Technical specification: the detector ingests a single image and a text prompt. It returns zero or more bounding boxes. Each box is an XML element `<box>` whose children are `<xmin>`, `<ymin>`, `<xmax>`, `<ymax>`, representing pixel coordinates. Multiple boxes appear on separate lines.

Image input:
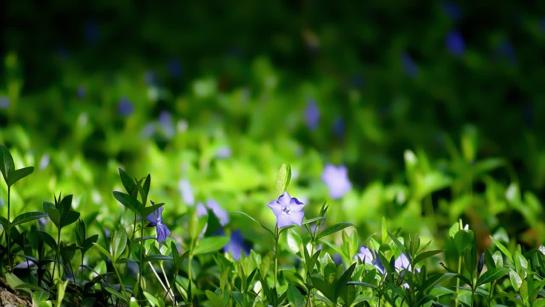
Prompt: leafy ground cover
<box><xmin>3</xmin><ymin>1</ymin><xmax>545</xmax><ymax>306</ymax></box>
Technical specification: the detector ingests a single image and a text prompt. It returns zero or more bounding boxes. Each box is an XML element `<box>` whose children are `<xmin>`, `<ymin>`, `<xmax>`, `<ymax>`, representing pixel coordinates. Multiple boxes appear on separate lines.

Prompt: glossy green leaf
<box><xmin>193</xmin><ymin>236</ymin><xmax>230</xmax><ymax>255</ymax></box>
<box><xmin>12</xmin><ymin>211</ymin><xmax>46</xmax><ymax>226</ymax></box>
<box><xmin>7</xmin><ymin>166</ymin><xmax>34</xmax><ymax>186</ymax></box>
<box><xmin>317</xmin><ymin>222</ymin><xmax>353</xmax><ymax>240</ymax></box>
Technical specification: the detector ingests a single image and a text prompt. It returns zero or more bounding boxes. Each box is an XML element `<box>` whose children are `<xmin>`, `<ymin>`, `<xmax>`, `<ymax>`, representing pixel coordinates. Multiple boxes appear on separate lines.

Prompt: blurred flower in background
<box><xmin>206</xmin><ymin>199</ymin><xmax>229</xmax><ymax>226</ymax></box>
<box><xmin>0</xmin><ymin>97</ymin><xmax>9</xmax><ymax>109</ymax></box>
<box><xmin>322</xmin><ymin>164</ymin><xmax>352</xmax><ymax>199</ymax></box>
<box><xmin>304</xmin><ymin>99</ymin><xmax>320</xmax><ymax>130</ymax></box>
<box><xmin>224</xmin><ymin>230</ymin><xmax>250</xmax><ymax>260</ymax></box>
<box><xmin>395</xmin><ymin>253</ymin><xmax>411</xmax><ymax>272</ymax></box>
<box><xmin>178</xmin><ymin>179</ymin><xmax>194</xmax><ymax>205</ymax></box>
<box><xmin>118</xmin><ymin>97</ymin><xmax>134</xmax><ymax>117</ymax></box>
<box><xmin>445</xmin><ymin>30</ymin><xmax>465</xmax><ymax>56</ymax></box>
<box><xmin>401</xmin><ymin>53</ymin><xmax>419</xmax><ymax>78</ymax></box>
<box><xmin>167</xmin><ymin>58</ymin><xmax>182</xmax><ymax>78</ymax></box>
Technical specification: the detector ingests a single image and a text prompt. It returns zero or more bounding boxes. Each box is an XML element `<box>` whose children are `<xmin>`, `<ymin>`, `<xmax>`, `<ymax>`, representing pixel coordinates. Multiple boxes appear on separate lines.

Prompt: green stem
<box><xmin>52</xmin><ymin>227</ymin><xmax>61</xmax><ymax>281</ymax></box>
<box><xmin>137</xmin><ymin>219</ymin><xmax>144</xmax><ymax>298</ymax></box>
<box><xmin>188</xmin><ymin>253</ymin><xmax>193</xmax><ymax>303</ymax></box>
<box><xmin>455</xmin><ymin>255</ymin><xmax>462</xmax><ymax>307</ymax></box>
<box><xmin>273</xmin><ymin>225</ymin><xmax>279</xmax><ymax>292</ymax></box>
<box><xmin>113</xmin><ymin>262</ymin><xmax>126</xmax><ymax>294</ymax></box>
<box><xmin>6</xmin><ymin>186</ymin><xmax>11</xmax><ymax>270</ymax></box>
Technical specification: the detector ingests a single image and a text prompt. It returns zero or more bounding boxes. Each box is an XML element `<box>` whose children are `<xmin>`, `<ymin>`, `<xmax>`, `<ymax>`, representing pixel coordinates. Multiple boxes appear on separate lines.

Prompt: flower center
<box><xmin>282</xmin><ymin>206</ymin><xmax>291</xmax><ymax>215</ymax></box>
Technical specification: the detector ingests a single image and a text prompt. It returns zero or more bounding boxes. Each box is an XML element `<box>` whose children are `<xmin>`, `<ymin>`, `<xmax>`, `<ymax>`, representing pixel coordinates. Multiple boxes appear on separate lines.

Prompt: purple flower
<box><xmin>224</xmin><ymin>230</ymin><xmax>250</xmax><ymax>260</ymax></box>
<box><xmin>178</xmin><ymin>179</ymin><xmax>194</xmax><ymax>205</ymax></box>
<box><xmin>356</xmin><ymin>246</ymin><xmax>374</xmax><ymax>265</ymax></box>
<box><xmin>355</xmin><ymin>246</ymin><xmax>385</xmax><ymax>274</ymax></box>
<box><xmin>118</xmin><ymin>97</ymin><xmax>134</xmax><ymax>117</ymax></box>
<box><xmin>442</xmin><ymin>2</ymin><xmax>461</xmax><ymax>21</ymax></box>
<box><xmin>206</xmin><ymin>199</ymin><xmax>229</xmax><ymax>226</ymax></box>
<box><xmin>267</xmin><ymin>192</ymin><xmax>305</xmax><ymax>228</ymax></box>
<box><xmin>445</xmin><ymin>30</ymin><xmax>465</xmax><ymax>56</ymax></box>
<box><xmin>401</xmin><ymin>53</ymin><xmax>418</xmax><ymax>78</ymax></box>
<box><xmin>304</xmin><ymin>99</ymin><xmax>320</xmax><ymax>130</ymax></box>
<box><xmin>0</xmin><ymin>97</ymin><xmax>9</xmax><ymax>109</ymax></box>
<box><xmin>147</xmin><ymin>206</ymin><xmax>171</xmax><ymax>243</ymax></box>
<box><xmin>321</xmin><ymin>164</ymin><xmax>352</xmax><ymax>199</ymax></box>
<box><xmin>394</xmin><ymin>253</ymin><xmax>411</xmax><ymax>272</ymax></box>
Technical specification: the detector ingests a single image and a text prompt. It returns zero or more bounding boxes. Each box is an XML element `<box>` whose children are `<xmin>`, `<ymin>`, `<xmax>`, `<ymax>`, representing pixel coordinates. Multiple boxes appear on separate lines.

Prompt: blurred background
<box><xmin>2</xmin><ymin>1</ymin><xmax>545</xmax><ymax>251</ymax></box>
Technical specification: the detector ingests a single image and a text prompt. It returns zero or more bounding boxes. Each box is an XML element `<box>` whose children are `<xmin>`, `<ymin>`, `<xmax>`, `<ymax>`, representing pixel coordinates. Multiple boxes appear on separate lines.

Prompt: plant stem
<box><xmin>137</xmin><ymin>219</ymin><xmax>144</xmax><ymax>298</ymax></box>
<box><xmin>6</xmin><ymin>186</ymin><xmax>11</xmax><ymax>270</ymax></box>
<box><xmin>455</xmin><ymin>255</ymin><xmax>462</xmax><ymax>307</ymax></box>
<box><xmin>52</xmin><ymin>227</ymin><xmax>61</xmax><ymax>281</ymax></box>
<box><xmin>113</xmin><ymin>262</ymin><xmax>126</xmax><ymax>293</ymax></box>
<box><xmin>273</xmin><ymin>225</ymin><xmax>279</xmax><ymax>292</ymax></box>
<box><xmin>160</xmin><ymin>262</ymin><xmax>176</xmax><ymax>305</ymax></box>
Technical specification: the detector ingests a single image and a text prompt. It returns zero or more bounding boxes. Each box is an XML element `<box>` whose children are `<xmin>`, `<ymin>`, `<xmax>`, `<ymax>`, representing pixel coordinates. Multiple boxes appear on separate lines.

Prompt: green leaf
<box><xmin>193</xmin><ymin>236</ymin><xmax>230</xmax><ymax>255</ymax></box>
<box><xmin>477</xmin><ymin>268</ymin><xmax>509</xmax><ymax>286</ymax></box>
<box><xmin>60</xmin><ymin>210</ymin><xmax>80</xmax><ymax>228</ymax></box>
<box><xmin>93</xmin><ymin>242</ymin><xmax>112</xmax><ymax>259</ymax></box>
<box><xmin>111</xmin><ymin>229</ymin><xmax>128</xmax><ymax>261</ymax></box>
<box><xmin>413</xmin><ymin>250</ymin><xmax>442</xmax><ymax>264</ymax></box>
<box><xmin>303</xmin><ymin>216</ymin><xmax>326</xmax><ymax>225</ymax></box>
<box><xmin>44</xmin><ymin>202</ymin><xmax>61</xmax><ymax>229</ymax></box>
<box><xmin>56</xmin><ymin>280</ymin><xmax>68</xmax><ymax>307</ymax></box>
<box><xmin>12</xmin><ymin>211</ymin><xmax>46</xmax><ymax>226</ymax></box>
<box><xmin>141</xmin><ymin>202</ymin><xmax>164</xmax><ymax>218</ymax></box>
<box><xmin>275</xmin><ymin>163</ymin><xmax>291</xmax><ymax>195</ymax></box>
<box><xmin>335</xmin><ymin>263</ymin><xmax>357</xmax><ymax>301</ymax></box>
<box><xmin>317</xmin><ymin>222</ymin><xmax>353</xmax><ymax>240</ymax></box>
<box><xmin>7</xmin><ymin>166</ymin><xmax>34</xmax><ymax>186</ymax></box>
<box><xmin>233</xmin><ymin>211</ymin><xmax>274</xmax><ymax>237</ymax></box>
<box><xmin>509</xmin><ymin>270</ymin><xmax>522</xmax><ymax>291</ymax></box>
<box><xmin>119</xmin><ymin>168</ymin><xmax>138</xmax><ymax>197</ymax></box>
<box><xmin>0</xmin><ymin>145</ymin><xmax>15</xmax><ymax>183</ymax></box>
<box><xmin>493</xmin><ymin>238</ymin><xmax>513</xmax><ymax>261</ymax></box>
<box><xmin>140</xmin><ymin>174</ymin><xmax>151</xmax><ymax>205</ymax></box>
<box><xmin>287</xmin><ymin>284</ymin><xmax>305</xmax><ymax>307</ymax></box>
<box><xmin>143</xmin><ymin>291</ymin><xmax>163</xmax><ymax>307</ymax></box>
<box><xmin>113</xmin><ymin>191</ymin><xmax>142</xmax><ymax>213</ymax></box>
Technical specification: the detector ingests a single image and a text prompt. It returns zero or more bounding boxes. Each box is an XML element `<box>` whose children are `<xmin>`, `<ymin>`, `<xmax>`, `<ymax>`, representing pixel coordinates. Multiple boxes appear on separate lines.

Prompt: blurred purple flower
<box><xmin>39</xmin><ymin>154</ymin><xmax>50</xmax><ymax>170</ymax></box>
<box><xmin>159</xmin><ymin>111</ymin><xmax>175</xmax><ymax>138</ymax></box>
<box><xmin>356</xmin><ymin>246</ymin><xmax>385</xmax><ymax>274</ymax></box>
<box><xmin>333</xmin><ymin>117</ymin><xmax>345</xmax><ymax>137</ymax></box>
<box><xmin>216</xmin><ymin>146</ymin><xmax>232</xmax><ymax>159</ymax></box>
<box><xmin>304</xmin><ymin>99</ymin><xmax>320</xmax><ymax>130</ymax></box>
<box><xmin>401</xmin><ymin>53</ymin><xmax>418</xmax><ymax>78</ymax></box>
<box><xmin>206</xmin><ymin>199</ymin><xmax>229</xmax><ymax>226</ymax></box>
<box><xmin>167</xmin><ymin>59</ymin><xmax>182</xmax><ymax>78</ymax></box>
<box><xmin>0</xmin><ymin>97</ymin><xmax>9</xmax><ymax>109</ymax></box>
<box><xmin>356</xmin><ymin>246</ymin><xmax>374</xmax><ymax>265</ymax></box>
<box><xmin>178</xmin><ymin>179</ymin><xmax>194</xmax><ymax>205</ymax></box>
<box><xmin>147</xmin><ymin>206</ymin><xmax>171</xmax><ymax>243</ymax></box>
<box><xmin>141</xmin><ymin>122</ymin><xmax>156</xmax><ymax>138</ymax></box>
<box><xmin>394</xmin><ymin>253</ymin><xmax>411</xmax><ymax>272</ymax></box>
<box><xmin>224</xmin><ymin>230</ymin><xmax>250</xmax><ymax>260</ymax></box>
<box><xmin>196</xmin><ymin>203</ymin><xmax>208</xmax><ymax>217</ymax></box>
<box><xmin>442</xmin><ymin>2</ymin><xmax>461</xmax><ymax>21</ymax></box>
<box><xmin>333</xmin><ymin>253</ymin><xmax>343</xmax><ymax>265</ymax></box>
<box><xmin>445</xmin><ymin>30</ymin><xmax>465</xmax><ymax>56</ymax></box>
<box><xmin>267</xmin><ymin>192</ymin><xmax>305</xmax><ymax>228</ymax></box>
<box><xmin>321</xmin><ymin>164</ymin><xmax>352</xmax><ymax>199</ymax></box>
<box><xmin>118</xmin><ymin>97</ymin><xmax>134</xmax><ymax>117</ymax></box>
